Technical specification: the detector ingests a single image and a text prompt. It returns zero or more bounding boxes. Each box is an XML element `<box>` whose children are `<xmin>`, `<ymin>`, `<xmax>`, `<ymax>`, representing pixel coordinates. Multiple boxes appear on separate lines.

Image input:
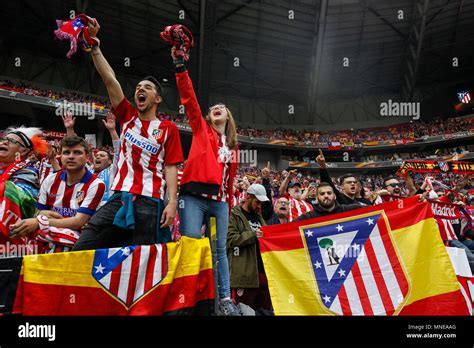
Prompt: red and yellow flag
<box><xmin>260</xmin><ymin>197</ymin><xmax>470</xmax><ymax>315</ymax></box>
<box><xmin>11</xmin><ymin>236</ymin><xmax>213</xmax><ymax>315</ymax></box>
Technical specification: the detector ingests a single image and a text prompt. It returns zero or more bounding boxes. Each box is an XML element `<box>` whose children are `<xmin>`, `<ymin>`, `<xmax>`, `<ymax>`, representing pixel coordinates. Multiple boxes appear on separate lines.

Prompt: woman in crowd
<box><xmin>0</xmin><ymin>126</ymin><xmax>47</xmax><ymax>253</ymax></box>
<box><xmin>172</xmin><ymin>47</ymin><xmax>240</xmax><ymax>316</ymax></box>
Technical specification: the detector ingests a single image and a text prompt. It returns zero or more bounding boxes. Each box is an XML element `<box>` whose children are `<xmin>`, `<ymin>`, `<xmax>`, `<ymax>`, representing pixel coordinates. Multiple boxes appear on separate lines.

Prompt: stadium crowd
<box><xmin>1</xmin><ymin>79</ymin><xmax>473</xmax><ymax>146</ymax></box>
<box><xmin>1</xmin><ymin>18</ymin><xmax>473</xmax><ymax>317</ymax></box>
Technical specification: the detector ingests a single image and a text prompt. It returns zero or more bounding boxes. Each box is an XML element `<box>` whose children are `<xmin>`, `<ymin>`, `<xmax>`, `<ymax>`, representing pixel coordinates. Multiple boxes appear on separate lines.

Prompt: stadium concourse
<box><xmin>0</xmin><ymin>0</ymin><xmax>473</xmax><ymax>321</ymax></box>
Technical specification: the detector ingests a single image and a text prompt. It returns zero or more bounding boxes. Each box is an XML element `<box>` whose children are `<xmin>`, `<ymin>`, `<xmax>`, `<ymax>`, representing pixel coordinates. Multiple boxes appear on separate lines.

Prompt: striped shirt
<box><xmin>111</xmin><ymin>98</ymin><xmax>183</xmax><ymax>199</ymax></box>
<box><xmin>37</xmin><ymin>170</ymin><xmax>105</xmax><ymax>217</ymax></box>
<box><xmin>288</xmin><ymin>197</ymin><xmax>314</xmax><ymax>222</ymax></box>
<box><xmin>38</xmin><ymin>157</ymin><xmax>54</xmax><ymax>185</ymax></box>
<box><xmin>435</xmin><ymin>218</ymin><xmax>457</xmax><ymax>241</ymax></box>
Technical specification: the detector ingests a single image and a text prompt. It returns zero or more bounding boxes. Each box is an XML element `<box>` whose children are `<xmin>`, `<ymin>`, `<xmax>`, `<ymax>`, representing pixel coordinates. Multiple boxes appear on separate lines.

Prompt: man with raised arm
<box><xmin>73</xmin><ymin>18</ymin><xmax>184</xmax><ymax>250</ymax></box>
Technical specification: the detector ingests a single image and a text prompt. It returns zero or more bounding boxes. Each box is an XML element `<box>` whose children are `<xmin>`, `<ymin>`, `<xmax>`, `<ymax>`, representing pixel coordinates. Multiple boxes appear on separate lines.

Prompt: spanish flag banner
<box><xmin>260</xmin><ymin>197</ymin><xmax>470</xmax><ymax>315</ymax></box>
<box><xmin>3</xmin><ymin>237</ymin><xmax>214</xmax><ymax>315</ymax></box>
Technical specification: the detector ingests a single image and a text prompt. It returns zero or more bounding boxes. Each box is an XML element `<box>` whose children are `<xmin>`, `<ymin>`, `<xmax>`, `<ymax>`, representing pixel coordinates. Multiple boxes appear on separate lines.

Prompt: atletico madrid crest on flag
<box><xmin>457</xmin><ymin>91</ymin><xmax>471</xmax><ymax>104</ymax></box>
<box><xmin>92</xmin><ymin>244</ymin><xmax>168</xmax><ymax>309</ymax></box>
<box><xmin>301</xmin><ymin>211</ymin><xmax>410</xmax><ymax>315</ymax></box>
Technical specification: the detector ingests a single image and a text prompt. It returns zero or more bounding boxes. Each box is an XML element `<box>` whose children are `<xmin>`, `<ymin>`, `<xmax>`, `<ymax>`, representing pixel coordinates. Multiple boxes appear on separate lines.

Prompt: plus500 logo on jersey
<box><xmin>124</xmin><ymin>130</ymin><xmax>160</xmax><ymax>154</ymax></box>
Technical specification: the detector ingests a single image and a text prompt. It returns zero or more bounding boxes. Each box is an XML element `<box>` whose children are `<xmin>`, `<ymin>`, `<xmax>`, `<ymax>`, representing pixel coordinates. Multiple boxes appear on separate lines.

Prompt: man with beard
<box><xmin>375</xmin><ymin>176</ymin><xmax>414</xmax><ymax>203</ymax></box>
<box><xmin>72</xmin><ymin>18</ymin><xmax>184</xmax><ymax>250</ymax></box>
<box><xmin>279</xmin><ymin>169</ymin><xmax>313</xmax><ymax>221</ymax></box>
<box><xmin>265</xmin><ymin>197</ymin><xmax>290</xmax><ymax>225</ymax></box>
<box><xmin>296</xmin><ymin>183</ymin><xmax>362</xmax><ymax>221</ymax></box>
<box><xmin>227</xmin><ymin>184</ymin><xmax>272</xmax><ymax>311</ymax></box>
<box><xmin>316</xmin><ymin>150</ymin><xmax>371</xmax><ymax>206</ymax></box>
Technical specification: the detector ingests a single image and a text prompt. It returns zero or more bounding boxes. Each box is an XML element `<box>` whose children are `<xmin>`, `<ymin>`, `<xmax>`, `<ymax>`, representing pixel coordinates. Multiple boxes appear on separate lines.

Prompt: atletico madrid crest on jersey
<box><xmin>152</xmin><ymin>129</ymin><xmax>163</xmax><ymax>141</ymax></box>
<box><xmin>92</xmin><ymin>244</ymin><xmax>168</xmax><ymax>308</ymax></box>
<box><xmin>76</xmin><ymin>190</ymin><xmax>85</xmax><ymax>205</ymax></box>
<box><xmin>301</xmin><ymin>211</ymin><xmax>410</xmax><ymax>315</ymax></box>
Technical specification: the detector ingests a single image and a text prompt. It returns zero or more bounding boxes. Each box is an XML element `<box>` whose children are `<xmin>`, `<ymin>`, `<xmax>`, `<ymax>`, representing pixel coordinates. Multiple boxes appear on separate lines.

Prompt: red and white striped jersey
<box><xmin>37</xmin><ymin>170</ymin><xmax>106</xmax><ymax>217</ymax></box>
<box><xmin>234</xmin><ymin>190</ymin><xmax>247</xmax><ymax>206</ymax></box>
<box><xmin>435</xmin><ymin>218</ymin><xmax>458</xmax><ymax>241</ymax></box>
<box><xmin>288</xmin><ymin>197</ymin><xmax>314</xmax><ymax>222</ymax></box>
<box><xmin>112</xmin><ymin>98</ymin><xmax>184</xmax><ymax>199</ymax></box>
<box><xmin>38</xmin><ymin>157</ymin><xmax>53</xmax><ymax>185</ymax></box>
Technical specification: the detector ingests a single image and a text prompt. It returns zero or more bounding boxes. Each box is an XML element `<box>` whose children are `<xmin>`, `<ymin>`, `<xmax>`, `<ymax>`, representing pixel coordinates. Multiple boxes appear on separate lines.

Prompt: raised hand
<box><xmin>62</xmin><ymin>111</ymin><xmax>76</xmax><ymax>129</ymax></box>
<box><xmin>316</xmin><ymin>149</ymin><xmax>326</xmax><ymax>168</ymax></box>
<box><xmin>102</xmin><ymin>112</ymin><xmax>116</xmax><ymax>131</ymax></box>
<box><xmin>87</xmin><ymin>17</ymin><xmax>100</xmax><ymax>38</ymax></box>
<box><xmin>261</xmin><ymin>161</ymin><xmax>271</xmax><ymax>178</ymax></box>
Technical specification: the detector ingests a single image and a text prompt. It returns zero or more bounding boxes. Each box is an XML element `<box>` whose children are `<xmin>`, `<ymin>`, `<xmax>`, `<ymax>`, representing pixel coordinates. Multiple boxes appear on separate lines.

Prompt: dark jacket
<box><xmin>227</xmin><ymin>205</ymin><xmax>266</xmax><ymax>288</ymax></box>
<box><xmin>296</xmin><ymin>202</ymin><xmax>362</xmax><ymax>221</ymax></box>
<box><xmin>175</xmin><ymin>68</ymin><xmax>238</xmax><ymax>209</ymax></box>
<box><xmin>320</xmin><ymin>168</ymin><xmax>372</xmax><ymax>206</ymax></box>
<box><xmin>265</xmin><ymin>212</ymin><xmax>283</xmax><ymax>225</ymax></box>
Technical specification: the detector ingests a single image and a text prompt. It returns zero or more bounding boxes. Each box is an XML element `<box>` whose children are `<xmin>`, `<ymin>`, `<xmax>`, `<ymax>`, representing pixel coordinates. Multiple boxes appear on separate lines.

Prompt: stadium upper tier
<box><xmin>1</xmin><ymin>79</ymin><xmax>473</xmax><ymax>151</ymax></box>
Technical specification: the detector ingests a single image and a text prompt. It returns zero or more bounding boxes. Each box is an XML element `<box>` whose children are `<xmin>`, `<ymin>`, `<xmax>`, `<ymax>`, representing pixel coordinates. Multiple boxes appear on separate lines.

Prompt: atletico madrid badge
<box><xmin>301</xmin><ymin>211</ymin><xmax>410</xmax><ymax>315</ymax></box>
<box><xmin>152</xmin><ymin>129</ymin><xmax>163</xmax><ymax>141</ymax></box>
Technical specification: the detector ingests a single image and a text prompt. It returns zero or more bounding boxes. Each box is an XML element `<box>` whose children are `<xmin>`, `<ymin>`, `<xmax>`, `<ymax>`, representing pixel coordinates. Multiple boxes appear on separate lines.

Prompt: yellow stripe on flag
<box><xmin>392</xmin><ymin>218</ymin><xmax>460</xmax><ymax>305</ymax></box>
<box><xmin>22</xmin><ymin>237</ymin><xmax>213</xmax><ymax>288</ymax></box>
<box><xmin>263</xmin><ymin>248</ymin><xmax>332</xmax><ymax>315</ymax></box>
<box><xmin>263</xmin><ymin>217</ymin><xmax>462</xmax><ymax>315</ymax></box>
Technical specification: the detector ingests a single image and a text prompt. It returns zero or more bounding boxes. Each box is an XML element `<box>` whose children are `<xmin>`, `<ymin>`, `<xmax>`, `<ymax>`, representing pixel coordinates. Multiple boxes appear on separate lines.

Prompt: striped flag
<box><xmin>2</xmin><ymin>237</ymin><xmax>214</xmax><ymax>315</ymax></box>
<box><xmin>260</xmin><ymin>196</ymin><xmax>470</xmax><ymax>315</ymax></box>
<box><xmin>302</xmin><ymin>212</ymin><xmax>408</xmax><ymax>315</ymax></box>
<box><xmin>92</xmin><ymin>244</ymin><xmax>168</xmax><ymax>308</ymax></box>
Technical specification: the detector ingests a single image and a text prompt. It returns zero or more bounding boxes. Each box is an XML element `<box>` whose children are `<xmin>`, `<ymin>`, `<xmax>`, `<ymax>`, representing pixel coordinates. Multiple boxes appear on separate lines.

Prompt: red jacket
<box><xmin>175</xmin><ymin>68</ymin><xmax>238</xmax><ymax>209</ymax></box>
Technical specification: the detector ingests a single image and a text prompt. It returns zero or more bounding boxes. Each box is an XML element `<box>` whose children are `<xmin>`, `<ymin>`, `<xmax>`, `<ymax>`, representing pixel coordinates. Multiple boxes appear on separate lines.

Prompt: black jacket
<box><xmin>296</xmin><ymin>202</ymin><xmax>362</xmax><ymax>221</ymax></box>
<box><xmin>320</xmin><ymin>168</ymin><xmax>372</xmax><ymax>206</ymax></box>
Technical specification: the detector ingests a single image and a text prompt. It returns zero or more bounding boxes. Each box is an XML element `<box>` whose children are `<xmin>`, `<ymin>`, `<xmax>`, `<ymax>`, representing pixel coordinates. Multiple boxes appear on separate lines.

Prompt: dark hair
<box><xmin>317</xmin><ymin>182</ymin><xmax>334</xmax><ymax>192</ymax></box>
<box><xmin>338</xmin><ymin>173</ymin><xmax>358</xmax><ymax>185</ymax></box>
<box><xmin>60</xmin><ymin>136</ymin><xmax>90</xmax><ymax>155</ymax></box>
<box><xmin>383</xmin><ymin>176</ymin><xmax>398</xmax><ymax>186</ymax></box>
<box><xmin>96</xmin><ymin>149</ymin><xmax>113</xmax><ymax>161</ymax></box>
<box><xmin>142</xmin><ymin>76</ymin><xmax>163</xmax><ymax>96</ymax></box>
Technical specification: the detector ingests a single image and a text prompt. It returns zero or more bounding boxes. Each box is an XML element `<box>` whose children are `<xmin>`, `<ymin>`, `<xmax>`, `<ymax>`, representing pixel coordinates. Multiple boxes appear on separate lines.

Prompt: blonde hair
<box><xmin>205</xmin><ymin>106</ymin><xmax>238</xmax><ymax>150</ymax></box>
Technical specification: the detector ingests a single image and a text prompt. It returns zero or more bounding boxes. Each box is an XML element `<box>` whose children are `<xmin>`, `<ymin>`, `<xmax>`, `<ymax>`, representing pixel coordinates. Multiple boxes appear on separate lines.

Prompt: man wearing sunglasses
<box><xmin>316</xmin><ymin>149</ymin><xmax>371</xmax><ymax>207</ymax></box>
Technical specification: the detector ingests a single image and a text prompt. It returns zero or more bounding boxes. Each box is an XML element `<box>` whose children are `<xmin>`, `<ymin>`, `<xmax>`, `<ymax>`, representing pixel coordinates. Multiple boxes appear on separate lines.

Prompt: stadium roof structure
<box><xmin>2</xmin><ymin>0</ymin><xmax>474</xmax><ymax>128</ymax></box>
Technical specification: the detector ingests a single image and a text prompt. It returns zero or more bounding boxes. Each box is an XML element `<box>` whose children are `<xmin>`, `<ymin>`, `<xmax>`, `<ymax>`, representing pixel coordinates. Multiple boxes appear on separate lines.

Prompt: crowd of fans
<box><xmin>1</xmin><ymin>79</ymin><xmax>473</xmax><ymax>147</ymax></box>
<box><xmin>1</xmin><ymin>27</ymin><xmax>474</xmax><ymax>316</ymax></box>
<box><xmin>0</xmin><ymin>80</ymin><xmax>110</xmax><ymax>108</ymax></box>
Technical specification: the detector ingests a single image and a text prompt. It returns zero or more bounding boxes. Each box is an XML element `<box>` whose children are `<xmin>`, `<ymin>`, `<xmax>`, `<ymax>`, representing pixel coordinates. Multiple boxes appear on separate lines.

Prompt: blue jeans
<box><xmin>178</xmin><ymin>194</ymin><xmax>230</xmax><ymax>299</ymax></box>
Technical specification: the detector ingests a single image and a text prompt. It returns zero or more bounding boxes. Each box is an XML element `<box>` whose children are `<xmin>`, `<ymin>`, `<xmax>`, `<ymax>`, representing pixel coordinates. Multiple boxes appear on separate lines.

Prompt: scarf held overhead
<box><xmin>397</xmin><ymin>160</ymin><xmax>474</xmax><ymax>177</ymax></box>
